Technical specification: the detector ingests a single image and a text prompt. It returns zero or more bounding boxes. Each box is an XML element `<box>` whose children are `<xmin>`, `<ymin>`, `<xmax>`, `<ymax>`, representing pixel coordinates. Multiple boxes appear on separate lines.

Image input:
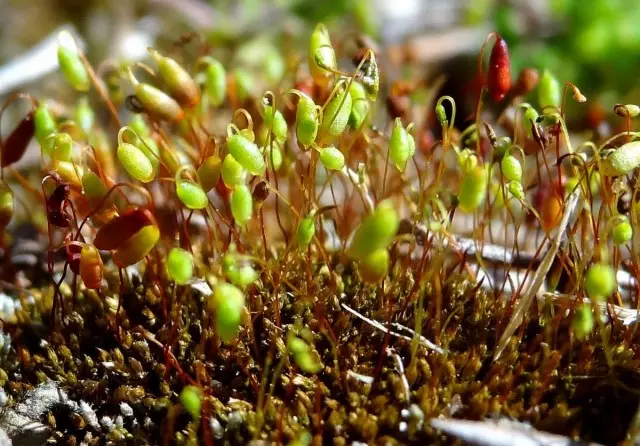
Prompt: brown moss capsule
<box><xmin>614</xmin><ymin>104</ymin><xmax>640</xmax><ymax>118</ymax></box>
<box><xmin>487</xmin><ymin>35</ymin><xmax>511</xmax><ymax>102</ymax></box>
<box><xmin>148</xmin><ymin>48</ymin><xmax>200</xmax><ymax>108</ymax></box>
<box><xmin>94</xmin><ymin>208</ymin><xmax>156</xmax><ymax>251</ymax></box>
<box><xmin>2</xmin><ymin>111</ymin><xmax>35</xmax><ymax>168</ymax></box>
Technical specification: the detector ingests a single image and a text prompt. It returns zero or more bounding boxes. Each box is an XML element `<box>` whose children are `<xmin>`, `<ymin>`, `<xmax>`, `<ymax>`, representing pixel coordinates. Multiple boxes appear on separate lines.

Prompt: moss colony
<box><xmin>0</xmin><ymin>22</ymin><xmax>639</xmax><ymax>445</ymax></box>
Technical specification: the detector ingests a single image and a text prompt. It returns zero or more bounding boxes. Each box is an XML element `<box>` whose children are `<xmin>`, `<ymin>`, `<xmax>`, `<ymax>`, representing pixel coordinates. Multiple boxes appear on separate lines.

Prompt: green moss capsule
<box><xmin>321</xmin><ymin>87</ymin><xmax>352</xmax><ymax>137</ymax></box>
<box><xmin>34</xmin><ymin>103</ymin><xmax>57</xmax><ymax>145</ymax></box>
<box><xmin>507</xmin><ymin>181</ymin><xmax>524</xmax><ymax>200</ymax></box>
<box><xmin>612</xmin><ymin>217</ymin><xmax>633</xmax><ymax>245</ymax></box>
<box><xmin>227</xmin><ymin>264</ymin><xmax>258</xmax><ymax>288</ymax></box>
<box><xmin>179</xmin><ymin>386</ymin><xmax>202</xmax><ymax>419</ymax></box>
<box><xmin>203</xmin><ymin>58</ymin><xmax>227</xmax><ymax>107</ymax></box>
<box><xmin>81</xmin><ymin>170</ymin><xmax>108</xmax><ymax>206</ymax></box>
<box><xmin>210</xmin><ymin>282</ymin><xmax>245</xmax><ymax>342</ymax></box>
<box><xmin>117</xmin><ymin>142</ymin><xmax>155</xmax><ymax>183</ymax></box>
<box><xmin>135</xmin><ymin>82</ymin><xmax>185</xmax><ymax>122</ymax></box>
<box><xmin>112</xmin><ymin>224</ymin><xmax>160</xmax><ymax>268</ymax></box>
<box><xmin>501</xmin><ymin>154</ymin><xmax>522</xmax><ymax>182</ymax></box>
<box><xmin>197</xmin><ymin>155</ymin><xmax>222</xmax><ymax>192</ymax></box>
<box><xmin>176</xmin><ymin>179</ymin><xmax>208</xmax><ymax>210</ymax></box>
<box><xmin>167</xmin><ymin>247</ymin><xmax>194</xmax><ymax>285</ymax></box>
<box><xmin>523</xmin><ymin>107</ymin><xmax>539</xmax><ymax>138</ymax></box>
<box><xmin>230</xmin><ymin>185</ymin><xmax>252</xmax><ymax>226</ymax></box>
<box><xmin>51</xmin><ymin>132</ymin><xmax>73</xmax><ymax>162</ymax></box>
<box><xmin>572</xmin><ymin>303</ymin><xmax>594</xmax><ymax>340</ymax></box>
<box><xmin>295</xmin><ymin>93</ymin><xmax>319</xmax><ymax>149</ymax></box>
<box><xmin>227</xmin><ymin>134</ymin><xmax>265</xmax><ymax>176</ymax></box>
<box><xmin>75</xmin><ymin>97</ymin><xmax>95</xmax><ymax>133</ymax></box>
<box><xmin>296</xmin><ymin>217</ymin><xmax>315</xmax><ymax>249</ymax></box>
<box><xmin>348</xmin><ymin>200</ymin><xmax>399</xmax><ymax>260</ymax></box>
<box><xmin>288</xmin><ymin>336</ymin><xmax>321</xmax><ymax>374</ymax></box>
<box><xmin>600</xmin><ymin>142</ymin><xmax>640</xmax><ymax>177</ymax></box>
<box><xmin>57</xmin><ymin>31</ymin><xmax>89</xmax><ymax>92</ymax></box>
<box><xmin>538</xmin><ymin>70</ymin><xmax>561</xmax><ymax>109</ymax></box>
<box><xmin>389</xmin><ymin>118</ymin><xmax>415</xmax><ymax>172</ymax></box>
<box><xmin>263</xmin><ymin>105</ymin><xmax>288</xmax><ymax>144</ymax></box>
<box><xmin>320</xmin><ymin>146</ymin><xmax>345</xmax><ymax>171</ymax></box>
<box><xmin>233</xmin><ymin>68</ymin><xmax>254</xmax><ymax>102</ymax></box>
<box><xmin>358</xmin><ymin>248</ymin><xmax>389</xmax><ymax>283</ymax></box>
<box><xmin>0</xmin><ymin>183</ymin><xmax>14</xmax><ymax>231</ymax></box>
<box><xmin>265</xmin><ymin>144</ymin><xmax>283</xmax><ymax>171</ymax></box>
<box><xmin>308</xmin><ymin>24</ymin><xmax>336</xmax><ymax>85</ymax></box>
<box><xmin>349</xmin><ymin>81</ymin><xmax>369</xmax><ymax>129</ymax></box>
<box><xmin>221</xmin><ymin>154</ymin><xmax>247</xmax><ymax>188</ymax></box>
<box><xmin>458</xmin><ymin>165</ymin><xmax>488</xmax><ymax>213</ymax></box>
<box><xmin>584</xmin><ymin>263</ymin><xmax>616</xmax><ymax>301</ymax></box>
<box><xmin>149</xmin><ymin>48</ymin><xmax>200</xmax><ymax>108</ymax></box>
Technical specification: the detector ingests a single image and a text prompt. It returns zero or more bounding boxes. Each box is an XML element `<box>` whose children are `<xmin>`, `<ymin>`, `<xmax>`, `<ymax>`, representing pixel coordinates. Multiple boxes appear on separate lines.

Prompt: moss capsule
<box><xmin>523</xmin><ymin>107</ymin><xmax>539</xmax><ymax>138</ymax></box>
<box><xmin>0</xmin><ymin>183</ymin><xmax>14</xmax><ymax>231</ymax></box>
<box><xmin>135</xmin><ymin>82</ymin><xmax>184</xmax><ymax>122</ymax></box>
<box><xmin>167</xmin><ymin>247</ymin><xmax>194</xmax><ymax>285</ymax></box>
<box><xmin>296</xmin><ymin>217</ymin><xmax>315</xmax><ymax>249</ymax></box>
<box><xmin>458</xmin><ymin>165</ymin><xmax>488</xmax><ymax>213</ymax></box>
<box><xmin>221</xmin><ymin>154</ymin><xmax>247</xmax><ymax>188</ymax></box>
<box><xmin>538</xmin><ymin>70</ymin><xmax>561</xmax><ymax>109</ymax></box>
<box><xmin>539</xmin><ymin>188</ymin><xmax>563</xmax><ymax>233</ymax></box>
<box><xmin>507</xmin><ymin>181</ymin><xmax>524</xmax><ymax>200</ymax></box>
<box><xmin>75</xmin><ymin>97</ymin><xmax>95</xmax><ymax>133</ymax></box>
<box><xmin>584</xmin><ymin>263</ymin><xmax>616</xmax><ymax>301</ymax></box>
<box><xmin>288</xmin><ymin>336</ymin><xmax>321</xmax><ymax>373</ymax></box>
<box><xmin>204</xmin><ymin>58</ymin><xmax>227</xmax><ymax>106</ymax></box>
<box><xmin>321</xmin><ymin>86</ymin><xmax>352</xmax><ymax>136</ymax></box>
<box><xmin>57</xmin><ymin>31</ymin><xmax>89</xmax><ymax>92</ymax></box>
<box><xmin>149</xmin><ymin>48</ymin><xmax>200</xmax><ymax>108</ymax></box>
<box><xmin>349</xmin><ymin>81</ymin><xmax>369</xmax><ymax>129</ymax></box>
<box><xmin>210</xmin><ymin>282</ymin><xmax>245</xmax><ymax>342</ymax></box>
<box><xmin>320</xmin><ymin>146</ymin><xmax>345</xmax><ymax>171</ymax></box>
<box><xmin>79</xmin><ymin>244</ymin><xmax>103</xmax><ymax>289</ymax></box>
<box><xmin>54</xmin><ymin>161</ymin><xmax>83</xmax><ymax>189</ymax></box>
<box><xmin>197</xmin><ymin>155</ymin><xmax>222</xmax><ymax>192</ymax></box>
<box><xmin>51</xmin><ymin>132</ymin><xmax>73</xmax><ymax>162</ymax></box>
<box><xmin>263</xmin><ymin>105</ymin><xmax>288</xmax><ymax>145</ymax></box>
<box><xmin>227</xmin><ymin>134</ymin><xmax>265</xmax><ymax>176</ymax></box>
<box><xmin>487</xmin><ymin>35</ymin><xmax>511</xmax><ymax>102</ymax></box>
<box><xmin>612</xmin><ymin>217</ymin><xmax>632</xmax><ymax>245</ymax></box>
<box><xmin>614</xmin><ymin>104</ymin><xmax>640</xmax><ymax>118</ymax></box>
<box><xmin>358</xmin><ymin>248</ymin><xmax>389</xmax><ymax>283</ymax></box>
<box><xmin>389</xmin><ymin>118</ymin><xmax>415</xmax><ymax>172</ymax></box>
<box><xmin>94</xmin><ymin>208</ymin><xmax>156</xmax><ymax>251</ymax></box>
<box><xmin>2</xmin><ymin>111</ymin><xmax>35</xmax><ymax>168</ymax></box>
<box><xmin>112</xmin><ymin>224</ymin><xmax>160</xmax><ymax>268</ymax></box>
<box><xmin>308</xmin><ymin>24</ymin><xmax>336</xmax><ymax>85</ymax></box>
<box><xmin>82</xmin><ymin>171</ymin><xmax>107</xmax><ymax>205</ymax></box>
<box><xmin>227</xmin><ymin>264</ymin><xmax>258</xmax><ymax>289</ymax></box>
<box><xmin>572</xmin><ymin>303</ymin><xmax>594</xmax><ymax>340</ymax></box>
<box><xmin>176</xmin><ymin>179</ymin><xmax>208</xmax><ymax>210</ymax></box>
<box><xmin>600</xmin><ymin>142</ymin><xmax>640</xmax><ymax>177</ymax></box>
<box><xmin>231</xmin><ymin>185</ymin><xmax>252</xmax><ymax>226</ymax></box>
<box><xmin>295</xmin><ymin>93</ymin><xmax>319</xmax><ymax>149</ymax></box>
<box><xmin>348</xmin><ymin>200</ymin><xmax>399</xmax><ymax>260</ymax></box>
<box><xmin>117</xmin><ymin>142</ymin><xmax>155</xmax><ymax>183</ymax></box>
<box><xmin>179</xmin><ymin>386</ymin><xmax>202</xmax><ymax>419</ymax></box>
<box><xmin>34</xmin><ymin>103</ymin><xmax>57</xmax><ymax>145</ymax></box>
<box><xmin>265</xmin><ymin>145</ymin><xmax>283</xmax><ymax>171</ymax></box>
<box><xmin>501</xmin><ymin>154</ymin><xmax>522</xmax><ymax>182</ymax></box>
<box><xmin>233</xmin><ymin>68</ymin><xmax>254</xmax><ymax>102</ymax></box>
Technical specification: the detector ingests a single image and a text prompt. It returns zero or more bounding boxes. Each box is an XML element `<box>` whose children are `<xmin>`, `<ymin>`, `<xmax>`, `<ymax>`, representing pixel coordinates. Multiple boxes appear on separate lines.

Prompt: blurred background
<box><xmin>2</xmin><ymin>0</ymin><xmax>640</xmax><ymax>129</ymax></box>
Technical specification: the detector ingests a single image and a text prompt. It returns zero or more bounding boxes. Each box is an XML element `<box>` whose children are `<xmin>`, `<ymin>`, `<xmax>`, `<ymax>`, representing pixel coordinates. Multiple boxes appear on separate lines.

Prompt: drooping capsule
<box><xmin>295</xmin><ymin>92</ymin><xmax>319</xmax><ymax>149</ymax></box>
<box><xmin>263</xmin><ymin>104</ymin><xmax>288</xmax><ymax>145</ymax></box>
<box><xmin>112</xmin><ymin>224</ymin><xmax>160</xmax><ymax>268</ymax></box>
<box><xmin>357</xmin><ymin>248</ymin><xmax>389</xmax><ymax>283</ymax></box>
<box><xmin>321</xmin><ymin>86</ymin><xmax>352</xmax><ymax>137</ymax></box>
<box><xmin>210</xmin><ymin>282</ymin><xmax>245</xmax><ymax>342</ymax></box>
<box><xmin>197</xmin><ymin>155</ymin><xmax>222</xmax><ymax>192</ymax></box>
<box><xmin>347</xmin><ymin>200</ymin><xmax>399</xmax><ymax>260</ymax></box>
<box><xmin>203</xmin><ymin>58</ymin><xmax>227</xmax><ymax>107</ymax></box>
<box><xmin>308</xmin><ymin>24</ymin><xmax>337</xmax><ymax>85</ymax></box>
<box><xmin>349</xmin><ymin>81</ymin><xmax>369</xmax><ymax>130</ymax></box>
<box><xmin>389</xmin><ymin>118</ymin><xmax>415</xmax><ymax>172</ymax></box>
<box><xmin>34</xmin><ymin>103</ymin><xmax>57</xmax><ymax>145</ymax></box>
<box><xmin>149</xmin><ymin>48</ymin><xmax>200</xmax><ymax>108</ymax></box>
<box><xmin>296</xmin><ymin>217</ymin><xmax>315</xmax><ymax>249</ymax></box>
<box><xmin>487</xmin><ymin>35</ymin><xmax>511</xmax><ymax>102</ymax></box>
<box><xmin>128</xmin><ymin>68</ymin><xmax>184</xmax><ymax>122</ymax></box>
<box><xmin>230</xmin><ymin>185</ymin><xmax>252</xmax><ymax>226</ymax></box>
<box><xmin>600</xmin><ymin>141</ymin><xmax>640</xmax><ymax>177</ymax></box>
<box><xmin>227</xmin><ymin>134</ymin><xmax>265</xmax><ymax>176</ymax></box>
<box><xmin>319</xmin><ymin>146</ymin><xmax>345</xmax><ymax>171</ymax></box>
<box><xmin>538</xmin><ymin>70</ymin><xmax>561</xmax><ymax>110</ymax></box>
<box><xmin>176</xmin><ymin>179</ymin><xmax>208</xmax><ymax>210</ymax></box>
<box><xmin>221</xmin><ymin>154</ymin><xmax>247</xmax><ymax>188</ymax></box>
<box><xmin>2</xmin><ymin>111</ymin><xmax>35</xmax><ymax>168</ymax></box>
<box><xmin>117</xmin><ymin>142</ymin><xmax>155</xmax><ymax>183</ymax></box>
<box><xmin>94</xmin><ymin>208</ymin><xmax>156</xmax><ymax>251</ymax></box>
<box><xmin>167</xmin><ymin>247</ymin><xmax>194</xmax><ymax>285</ymax></box>
<box><xmin>79</xmin><ymin>244</ymin><xmax>103</xmax><ymax>289</ymax></box>
<box><xmin>57</xmin><ymin>31</ymin><xmax>90</xmax><ymax>92</ymax></box>
<box><xmin>458</xmin><ymin>165</ymin><xmax>488</xmax><ymax>213</ymax></box>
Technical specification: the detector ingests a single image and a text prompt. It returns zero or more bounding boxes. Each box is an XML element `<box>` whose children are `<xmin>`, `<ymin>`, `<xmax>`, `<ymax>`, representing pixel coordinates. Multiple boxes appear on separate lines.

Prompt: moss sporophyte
<box><xmin>0</xmin><ymin>18</ymin><xmax>638</xmax><ymax>445</ymax></box>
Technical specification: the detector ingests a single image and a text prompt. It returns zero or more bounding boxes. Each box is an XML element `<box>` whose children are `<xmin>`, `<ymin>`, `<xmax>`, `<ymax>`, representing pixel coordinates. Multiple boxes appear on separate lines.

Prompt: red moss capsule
<box><xmin>93</xmin><ymin>208</ymin><xmax>156</xmax><ymax>251</ymax></box>
<box><xmin>79</xmin><ymin>244</ymin><xmax>103</xmax><ymax>289</ymax></box>
<box><xmin>2</xmin><ymin>111</ymin><xmax>35</xmax><ymax>168</ymax></box>
<box><xmin>487</xmin><ymin>35</ymin><xmax>511</xmax><ymax>102</ymax></box>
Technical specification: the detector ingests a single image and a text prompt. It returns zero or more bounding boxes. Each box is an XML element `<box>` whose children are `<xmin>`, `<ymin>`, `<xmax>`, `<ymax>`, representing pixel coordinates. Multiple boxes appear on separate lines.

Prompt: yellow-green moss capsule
<box><xmin>167</xmin><ymin>247</ymin><xmax>194</xmax><ymax>285</ymax></box>
<box><xmin>389</xmin><ymin>118</ymin><xmax>413</xmax><ymax>172</ymax></box>
<box><xmin>227</xmin><ymin>134</ymin><xmax>265</xmax><ymax>176</ymax></box>
<box><xmin>295</xmin><ymin>93</ymin><xmax>319</xmax><ymax>149</ymax></box>
<box><xmin>321</xmin><ymin>87</ymin><xmax>352</xmax><ymax>136</ymax></box>
<box><xmin>600</xmin><ymin>142</ymin><xmax>640</xmax><ymax>177</ymax></box>
<box><xmin>263</xmin><ymin>105</ymin><xmax>288</xmax><ymax>144</ymax></box>
<box><xmin>233</xmin><ymin>68</ymin><xmax>254</xmax><ymax>102</ymax></box>
<box><xmin>507</xmin><ymin>181</ymin><xmax>524</xmax><ymax>200</ymax></box>
<box><xmin>179</xmin><ymin>386</ymin><xmax>202</xmax><ymax>419</ymax></box>
<box><xmin>227</xmin><ymin>264</ymin><xmax>258</xmax><ymax>289</ymax></box>
<box><xmin>149</xmin><ymin>48</ymin><xmax>200</xmax><ymax>108</ymax></box>
<box><xmin>221</xmin><ymin>154</ymin><xmax>247</xmax><ymax>188</ymax></box>
<box><xmin>117</xmin><ymin>142</ymin><xmax>155</xmax><ymax>183</ymax></box>
<box><xmin>75</xmin><ymin>97</ymin><xmax>95</xmax><ymax>133</ymax></box>
<box><xmin>358</xmin><ymin>248</ymin><xmax>389</xmax><ymax>283</ymax></box>
<box><xmin>320</xmin><ymin>146</ymin><xmax>345</xmax><ymax>171</ymax></box>
<box><xmin>210</xmin><ymin>282</ymin><xmax>245</xmax><ymax>342</ymax></box>
<box><xmin>82</xmin><ymin>171</ymin><xmax>107</xmax><ymax>206</ymax></box>
<box><xmin>501</xmin><ymin>154</ymin><xmax>522</xmax><ymax>182</ymax></box>
<box><xmin>135</xmin><ymin>82</ymin><xmax>185</xmax><ymax>122</ymax></box>
<box><xmin>288</xmin><ymin>336</ymin><xmax>321</xmax><ymax>373</ymax></box>
<box><xmin>458</xmin><ymin>165</ymin><xmax>488</xmax><ymax>213</ymax></box>
<box><xmin>112</xmin><ymin>224</ymin><xmax>160</xmax><ymax>268</ymax></box>
<box><xmin>230</xmin><ymin>185</ymin><xmax>252</xmax><ymax>226</ymax></box>
<box><xmin>572</xmin><ymin>303</ymin><xmax>594</xmax><ymax>340</ymax></box>
<box><xmin>197</xmin><ymin>155</ymin><xmax>222</xmax><ymax>192</ymax></box>
<box><xmin>349</xmin><ymin>81</ymin><xmax>369</xmax><ymax>129</ymax></box>
<box><xmin>538</xmin><ymin>70</ymin><xmax>561</xmax><ymax>109</ymax></box>
<box><xmin>34</xmin><ymin>104</ymin><xmax>57</xmax><ymax>145</ymax></box>
<box><xmin>176</xmin><ymin>179</ymin><xmax>208</xmax><ymax>210</ymax></box>
<box><xmin>584</xmin><ymin>263</ymin><xmax>616</xmax><ymax>301</ymax></box>
<box><xmin>57</xmin><ymin>31</ymin><xmax>89</xmax><ymax>92</ymax></box>
<box><xmin>203</xmin><ymin>58</ymin><xmax>226</xmax><ymax>107</ymax></box>
<box><xmin>0</xmin><ymin>183</ymin><xmax>14</xmax><ymax>231</ymax></box>
<box><xmin>612</xmin><ymin>217</ymin><xmax>633</xmax><ymax>245</ymax></box>
<box><xmin>265</xmin><ymin>145</ymin><xmax>283</xmax><ymax>171</ymax></box>
<box><xmin>309</xmin><ymin>24</ymin><xmax>336</xmax><ymax>85</ymax></box>
<box><xmin>51</xmin><ymin>132</ymin><xmax>73</xmax><ymax>162</ymax></box>
<box><xmin>296</xmin><ymin>217</ymin><xmax>315</xmax><ymax>249</ymax></box>
<box><xmin>523</xmin><ymin>107</ymin><xmax>539</xmax><ymax>138</ymax></box>
<box><xmin>347</xmin><ymin>200</ymin><xmax>399</xmax><ymax>260</ymax></box>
